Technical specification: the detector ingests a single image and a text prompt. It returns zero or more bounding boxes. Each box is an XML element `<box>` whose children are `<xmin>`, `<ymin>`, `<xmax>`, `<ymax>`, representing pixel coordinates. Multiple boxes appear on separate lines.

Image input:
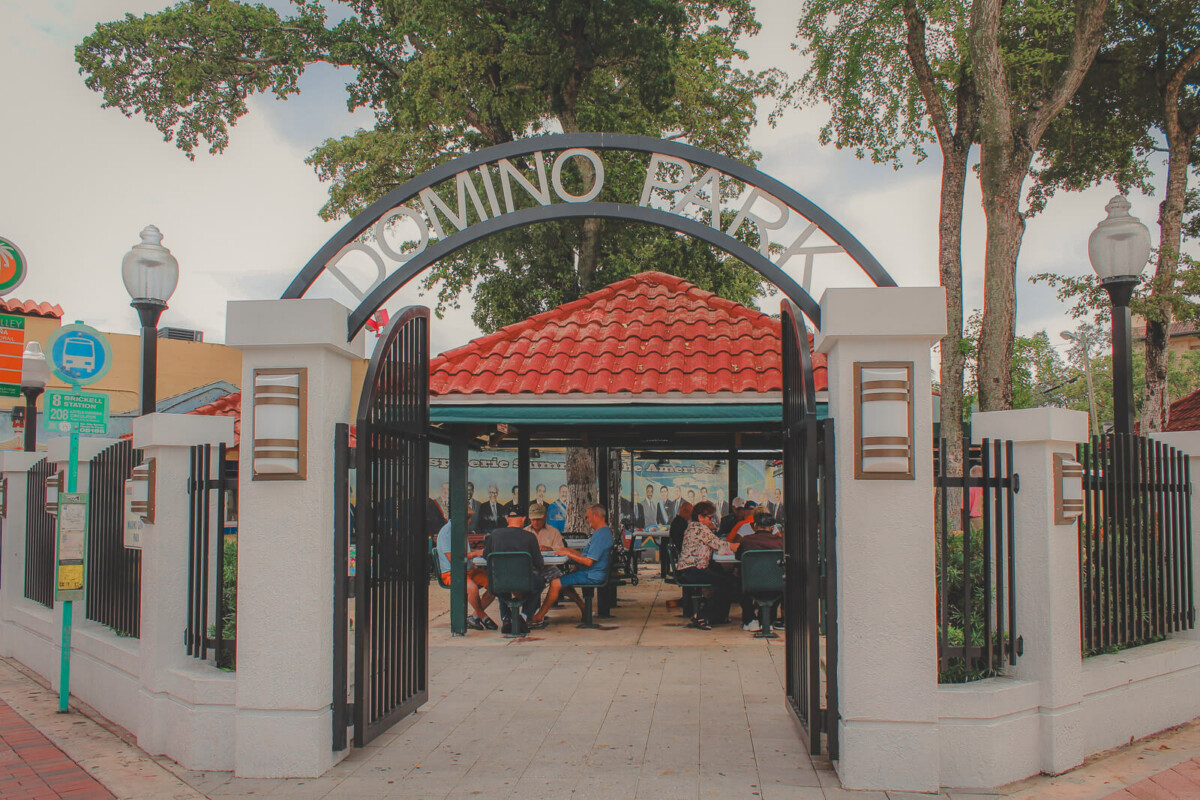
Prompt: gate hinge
<box><xmin>1012</xmin><ymin>473</ymin><xmax>1020</xmax><ymax>494</ymax></box>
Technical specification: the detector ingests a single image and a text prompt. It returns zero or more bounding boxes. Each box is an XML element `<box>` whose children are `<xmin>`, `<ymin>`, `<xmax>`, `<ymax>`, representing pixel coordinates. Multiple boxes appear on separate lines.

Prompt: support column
<box><xmin>133</xmin><ymin>413</ymin><xmax>236</xmax><ymax>769</ymax></box>
<box><xmin>972</xmin><ymin>408</ymin><xmax>1089</xmax><ymax>775</ymax></box>
<box><xmin>0</xmin><ymin>451</ymin><xmax>51</xmax><ymax>657</ymax></box>
<box><xmin>449</xmin><ymin>434</ymin><xmax>469</xmax><ymax>635</ymax></box>
<box><xmin>227</xmin><ymin>299</ymin><xmax>363</xmax><ymax>777</ymax></box>
<box><xmin>816</xmin><ymin>287</ymin><xmax>944</xmax><ymax>792</ymax></box>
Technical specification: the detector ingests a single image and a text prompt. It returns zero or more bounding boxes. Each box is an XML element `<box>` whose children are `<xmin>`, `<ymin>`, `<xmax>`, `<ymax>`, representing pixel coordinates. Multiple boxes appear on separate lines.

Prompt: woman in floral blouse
<box><xmin>676</xmin><ymin>501</ymin><xmax>739</xmax><ymax>629</ymax></box>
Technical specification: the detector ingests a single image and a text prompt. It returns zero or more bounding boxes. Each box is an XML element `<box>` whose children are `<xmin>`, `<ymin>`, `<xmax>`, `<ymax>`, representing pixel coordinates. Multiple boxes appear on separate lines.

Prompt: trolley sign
<box><xmin>43</xmin><ymin>389</ymin><xmax>109</xmax><ymax>435</ymax></box>
<box><xmin>46</xmin><ymin>323</ymin><xmax>113</xmax><ymax>386</ymax></box>
<box><xmin>55</xmin><ymin>492</ymin><xmax>88</xmax><ymax>600</ymax></box>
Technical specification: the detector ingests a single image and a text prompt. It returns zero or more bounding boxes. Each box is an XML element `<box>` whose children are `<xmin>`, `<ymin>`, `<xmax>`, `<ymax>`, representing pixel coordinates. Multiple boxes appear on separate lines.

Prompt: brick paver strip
<box><xmin>0</xmin><ymin>700</ymin><xmax>114</xmax><ymax>800</ymax></box>
<box><xmin>1100</xmin><ymin>756</ymin><xmax>1200</xmax><ymax>800</ymax></box>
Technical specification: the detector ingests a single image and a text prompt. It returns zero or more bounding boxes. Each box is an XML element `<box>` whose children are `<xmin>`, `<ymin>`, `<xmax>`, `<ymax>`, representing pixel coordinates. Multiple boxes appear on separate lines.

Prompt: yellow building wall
<box><xmin>0</xmin><ymin>314</ymin><xmax>373</xmax><ymax>419</ymax></box>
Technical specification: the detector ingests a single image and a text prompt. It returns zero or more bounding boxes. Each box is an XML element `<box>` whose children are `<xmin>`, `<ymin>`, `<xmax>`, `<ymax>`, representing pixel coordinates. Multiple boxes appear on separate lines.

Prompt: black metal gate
<box><xmin>781</xmin><ymin>300</ymin><xmax>838</xmax><ymax>758</ymax></box>
<box><xmin>86</xmin><ymin>440</ymin><xmax>144</xmax><ymax>637</ymax></box>
<box><xmin>186</xmin><ymin>443</ymin><xmax>236</xmax><ymax>668</ymax></box>
<box><xmin>350</xmin><ymin>306</ymin><xmax>430</xmax><ymax>747</ymax></box>
<box><xmin>24</xmin><ymin>458</ymin><xmax>56</xmax><ymax>609</ymax></box>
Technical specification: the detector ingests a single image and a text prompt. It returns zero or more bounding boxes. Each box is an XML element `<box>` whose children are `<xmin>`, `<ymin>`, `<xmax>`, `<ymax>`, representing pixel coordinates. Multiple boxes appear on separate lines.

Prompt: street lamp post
<box><xmin>19</xmin><ymin>341</ymin><xmax>51</xmax><ymax>452</ymax></box>
<box><xmin>121</xmin><ymin>226</ymin><xmax>179</xmax><ymax>416</ymax></box>
<box><xmin>1088</xmin><ymin>196</ymin><xmax>1152</xmax><ymax>436</ymax></box>
<box><xmin>1061</xmin><ymin>330</ymin><xmax>1100</xmax><ymax>439</ymax></box>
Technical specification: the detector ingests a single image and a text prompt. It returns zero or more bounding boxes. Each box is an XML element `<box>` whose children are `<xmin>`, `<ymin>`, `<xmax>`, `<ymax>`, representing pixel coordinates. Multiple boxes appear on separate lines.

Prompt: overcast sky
<box><xmin>1</xmin><ymin>1</ymin><xmax>1186</xmax><ymax>360</ymax></box>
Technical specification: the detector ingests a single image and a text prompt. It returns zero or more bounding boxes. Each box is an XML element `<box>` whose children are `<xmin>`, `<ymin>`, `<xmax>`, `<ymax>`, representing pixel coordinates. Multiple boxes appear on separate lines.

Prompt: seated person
<box><xmin>436</xmin><ymin>508</ymin><xmax>498</xmax><ymax>630</ymax></box>
<box><xmin>534</xmin><ymin>504</ymin><xmax>613</xmax><ymax>622</ymax></box>
<box><xmin>483</xmin><ymin>509</ymin><xmax>547</xmax><ymax>633</ymax></box>
<box><xmin>677</xmin><ymin>500</ymin><xmax>739</xmax><ymax>630</ymax></box>
<box><xmin>736</xmin><ymin>509</ymin><xmax>784</xmax><ymax>632</ymax></box>
<box><xmin>669</xmin><ymin>501</ymin><xmax>693</xmax><ymax>551</ymax></box>
<box><xmin>726</xmin><ymin>505</ymin><xmax>755</xmax><ymax>543</ymax></box>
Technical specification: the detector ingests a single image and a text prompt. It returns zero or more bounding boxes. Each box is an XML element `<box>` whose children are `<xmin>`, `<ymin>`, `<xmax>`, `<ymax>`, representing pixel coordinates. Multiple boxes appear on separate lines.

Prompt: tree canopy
<box><xmin>77</xmin><ymin>0</ymin><xmax>781</xmax><ymax>331</ymax></box>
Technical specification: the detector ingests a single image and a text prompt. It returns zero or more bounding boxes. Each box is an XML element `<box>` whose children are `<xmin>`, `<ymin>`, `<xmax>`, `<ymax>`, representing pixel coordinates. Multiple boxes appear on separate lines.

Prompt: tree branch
<box><xmin>1024</xmin><ymin>0</ymin><xmax>1110</xmax><ymax>143</ymax></box>
<box><xmin>902</xmin><ymin>0</ymin><xmax>953</xmax><ymax>146</ymax></box>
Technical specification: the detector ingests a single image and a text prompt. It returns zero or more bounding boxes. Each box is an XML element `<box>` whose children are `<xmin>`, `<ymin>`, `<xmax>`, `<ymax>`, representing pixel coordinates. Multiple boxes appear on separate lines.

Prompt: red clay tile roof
<box><xmin>190</xmin><ymin>393</ymin><xmax>242</xmax><ymax>444</ymax></box>
<box><xmin>430</xmin><ymin>271</ymin><xmax>824</xmax><ymax>398</ymax></box>
<box><xmin>1166</xmin><ymin>387</ymin><xmax>1200</xmax><ymax>432</ymax></box>
<box><xmin>0</xmin><ymin>299</ymin><xmax>63</xmax><ymax>319</ymax></box>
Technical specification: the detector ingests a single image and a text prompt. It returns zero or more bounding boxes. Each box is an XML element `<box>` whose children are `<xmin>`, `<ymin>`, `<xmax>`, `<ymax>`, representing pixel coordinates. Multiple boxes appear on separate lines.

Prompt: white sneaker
<box><xmin>743</xmin><ymin>620</ymin><xmax>761</xmax><ymax>632</ymax></box>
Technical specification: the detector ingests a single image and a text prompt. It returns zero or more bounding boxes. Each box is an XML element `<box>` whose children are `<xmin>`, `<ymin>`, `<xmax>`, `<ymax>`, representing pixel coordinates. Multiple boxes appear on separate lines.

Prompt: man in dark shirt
<box><xmin>716</xmin><ymin>496</ymin><xmax>745</xmax><ymax>539</ymax></box>
<box><xmin>736</xmin><ymin>509</ymin><xmax>784</xmax><ymax>631</ymax></box>
<box><xmin>483</xmin><ymin>509</ymin><xmax>546</xmax><ymax>632</ymax></box>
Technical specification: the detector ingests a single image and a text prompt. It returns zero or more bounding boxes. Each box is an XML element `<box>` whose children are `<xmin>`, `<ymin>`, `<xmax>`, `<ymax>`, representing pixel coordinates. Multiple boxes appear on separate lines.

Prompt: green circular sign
<box><xmin>0</xmin><ymin>237</ymin><xmax>27</xmax><ymax>295</ymax></box>
<box><xmin>46</xmin><ymin>323</ymin><xmax>114</xmax><ymax>386</ymax></box>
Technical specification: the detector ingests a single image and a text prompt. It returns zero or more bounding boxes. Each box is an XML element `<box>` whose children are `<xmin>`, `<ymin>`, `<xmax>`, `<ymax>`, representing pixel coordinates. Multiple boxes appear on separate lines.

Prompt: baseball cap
<box><xmin>527</xmin><ymin>503</ymin><xmax>547</xmax><ymax>519</ymax></box>
<box><xmin>732</xmin><ymin>496</ymin><xmax>745</xmax><ymax>508</ymax></box>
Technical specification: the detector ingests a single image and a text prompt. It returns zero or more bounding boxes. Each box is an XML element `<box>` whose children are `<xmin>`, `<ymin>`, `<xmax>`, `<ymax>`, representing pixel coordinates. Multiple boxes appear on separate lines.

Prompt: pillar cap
<box><xmin>46</xmin><ymin>436</ymin><xmax>114</xmax><ymax>464</ymax></box>
<box><xmin>226</xmin><ymin>299</ymin><xmax>365</xmax><ymax>359</ymax></box>
<box><xmin>815</xmin><ymin>287</ymin><xmax>946</xmax><ymax>353</ymax></box>
<box><xmin>133</xmin><ymin>413</ymin><xmax>234</xmax><ymax>449</ymax></box>
<box><xmin>0</xmin><ymin>451</ymin><xmax>47</xmax><ymax>472</ymax></box>
<box><xmin>972</xmin><ymin>407</ymin><xmax>1089</xmax><ymax>445</ymax></box>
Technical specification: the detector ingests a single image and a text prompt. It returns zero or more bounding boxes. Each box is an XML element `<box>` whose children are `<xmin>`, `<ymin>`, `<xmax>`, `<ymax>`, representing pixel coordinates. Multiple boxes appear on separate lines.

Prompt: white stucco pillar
<box><xmin>226</xmin><ymin>299</ymin><xmax>362</xmax><ymax>778</ymax></box>
<box><xmin>816</xmin><ymin>286</ymin><xmax>945</xmax><ymax>793</ymax></box>
<box><xmin>1149</xmin><ymin>431</ymin><xmax>1200</xmax><ymax>643</ymax></box>
<box><xmin>972</xmin><ymin>407</ymin><xmax>1090</xmax><ymax>776</ymax></box>
<box><xmin>0</xmin><ymin>451</ymin><xmax>50</xmax><ymax>656</ymax></box>
<box><xmin>133</xmin><ymin>413</ymin><xmax>236</xmax><ymax>768</ymax></box>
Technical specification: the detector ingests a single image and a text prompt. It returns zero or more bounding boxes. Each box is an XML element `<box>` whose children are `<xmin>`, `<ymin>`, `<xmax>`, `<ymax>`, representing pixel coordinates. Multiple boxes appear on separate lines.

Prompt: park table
<box><xmin>712</xmin><ymin>551</ymin><xmax>737</xmax><ymax>564</ymax></box>
<box><xmin>472</xmin><ymin>553</ymin><xmax>569</xmax><ymax>567</ymax></box>
<box><xmin>632</xmin><ymin>529</ymin><xmax>672</xmax><ymax>577</ymax></box>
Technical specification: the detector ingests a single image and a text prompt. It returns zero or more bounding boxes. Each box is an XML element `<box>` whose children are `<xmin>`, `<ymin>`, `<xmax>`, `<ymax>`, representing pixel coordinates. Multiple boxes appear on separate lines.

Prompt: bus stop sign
<box><xmin>46</xmin><ymin>323</ymin><xmax>113</xmax><ymax>386</ymax></box>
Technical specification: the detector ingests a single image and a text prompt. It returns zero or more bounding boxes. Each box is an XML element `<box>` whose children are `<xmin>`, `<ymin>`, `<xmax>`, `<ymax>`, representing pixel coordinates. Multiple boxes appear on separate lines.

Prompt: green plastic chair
<box><xmin>486</xmin><ymin>551</ymin><xmax>536</xmax><ymax>637</ymax></box>
<box><xmin>740</xmin><ymin>549</ymin><xmax>785</xmax><ymax>639</ymax></box>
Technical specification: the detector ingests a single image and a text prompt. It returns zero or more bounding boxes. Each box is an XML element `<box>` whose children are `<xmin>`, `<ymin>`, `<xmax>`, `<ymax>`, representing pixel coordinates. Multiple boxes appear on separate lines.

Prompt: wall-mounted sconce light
<box><xmin>130</xmin><ymin>458</ymin><xmax>156</xmax><ymax>522</ymax></box>
<box><xmin>252</xmin><ymin>368</ymin><xmax>307</xmax><ymax>481</ymax></box>
<box><xmin>45</xmin><ymin>471</ymin><xmax>62</xmax><ymax>516</ymax></box>
<box><xmin>1053</xmin><ymin>453</ymin><xmax>1084</xmax><ymax>524</ymax></box>
<box><xmin>854</xmin><ymin>362</ymin><xmax>914</xmax><ymax>480</ymax></box>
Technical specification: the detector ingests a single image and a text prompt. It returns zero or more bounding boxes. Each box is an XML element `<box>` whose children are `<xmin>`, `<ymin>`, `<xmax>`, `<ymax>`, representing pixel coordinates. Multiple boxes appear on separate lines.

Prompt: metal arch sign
<box><xmin>46</xmin><ymin>323</ymin><xmax>114</xmax><ymax>386</ymax></box>
<box><xmin>281</xmin><ymin>133</ymin><xmax>897</xmax><ymax>338</ymax></box>
<box><xmin>0</xmin><ymin>237</ymin><xmax>28</xmax><ymax>295</ymax></box>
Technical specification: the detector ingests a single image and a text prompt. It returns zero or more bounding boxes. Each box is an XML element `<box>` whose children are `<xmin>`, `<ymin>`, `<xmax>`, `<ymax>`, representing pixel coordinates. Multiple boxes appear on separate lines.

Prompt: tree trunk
<box><xmin>1141</xmin><ymin>135</ymin><xmax>1192</xmax><ymax>431</ymax></box>
<box><xmin>938</xmin><ymin>146</ymin><xmax>970</xmax><ymax>516</ymax></box>
<box><xmin>566</xmin><ymin>447</ymin><xmax>597</xmax><ymax>533</ymax></box>
<box><xmin>976</xmin><ymin>163</ymin><xmax>1026</xmax><ymax>411</ymax></box>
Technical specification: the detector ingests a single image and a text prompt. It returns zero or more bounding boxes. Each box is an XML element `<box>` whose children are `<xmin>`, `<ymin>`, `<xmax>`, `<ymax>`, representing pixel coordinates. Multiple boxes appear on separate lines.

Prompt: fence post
<box><xmin>132</xmin><ymin>413</ymin><xmax>235</xmax><ymax>767</ymax></box>
<box><xmin>816</xmin><ymin>286</ymin><xmax>945</xmax><ymax>792</ymax></box>
<box><xmin>226</xmin><ymin>299</ymin><xmax>362</xmax><ymax>778</ymax></box>
<box><xmin>972</xmin><ymin>408</ymin><xmax>1089</xmax><ymax>776</ymax></box>
<box><xmin>0</xmin><ymin>452</ymin><xmax>51</xmax><ymax>656</ymax></box>
<box><xmin>1149</xmin><ymin>431</ymin><xmax>1200</xmax><ymax>642</ymax></box>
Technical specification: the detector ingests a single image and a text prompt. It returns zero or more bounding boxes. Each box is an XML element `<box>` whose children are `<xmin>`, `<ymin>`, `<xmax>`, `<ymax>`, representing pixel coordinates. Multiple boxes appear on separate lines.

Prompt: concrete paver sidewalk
<box><xmin>0</xmin><ymin>698</ymin><xmax>114</xmax><ymax>800</ymax></box>
<box><xmin>9</xmin><ymin>569</ymin><xmax>1200</xmax><ymax>798</ymax></box>
<box><xmin>0</xmin><ymin>657</ymin><xmax>202</xmax><ymax>800</ymax></box>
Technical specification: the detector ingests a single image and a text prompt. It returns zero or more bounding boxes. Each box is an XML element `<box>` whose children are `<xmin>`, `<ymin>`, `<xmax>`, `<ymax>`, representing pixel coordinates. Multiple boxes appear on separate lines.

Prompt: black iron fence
<box><xmin>1078</xmin><ymin>434</ymin><xmax>1194</xmax><ymax>655</ymax></box>
<box><xmin>186</xmin><ymin>443</ymin><xmax>237</xmax><ymax>669</ymax></box>
<box><xmin>24</xmin><ymin>458</ymin><xmax>55</xmax><ymax>609</ymax></box>
<box><xmin>934</xmin><ymin>438</ymin><xmax>1020</xmax><ymax>680</ymax></box>
<box><xmin>86</xmin><ymin>440</ymin><xmax>143</xmax><ymax>637</ymax></box>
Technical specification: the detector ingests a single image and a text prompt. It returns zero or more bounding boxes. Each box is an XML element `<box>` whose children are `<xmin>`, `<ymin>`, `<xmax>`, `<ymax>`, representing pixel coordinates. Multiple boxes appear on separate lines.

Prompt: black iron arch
<box><xmin>282</xmin><ymin>133</ymin><xmax>897</xmax><ymax>338</ymax></box>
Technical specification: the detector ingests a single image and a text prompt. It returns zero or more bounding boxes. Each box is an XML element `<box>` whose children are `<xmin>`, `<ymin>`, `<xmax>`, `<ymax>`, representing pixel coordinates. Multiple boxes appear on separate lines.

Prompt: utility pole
<box><xmin>1061</xmin><ymin>330</ymin><xmax>1100</xmax><ymax>439</ymax></box>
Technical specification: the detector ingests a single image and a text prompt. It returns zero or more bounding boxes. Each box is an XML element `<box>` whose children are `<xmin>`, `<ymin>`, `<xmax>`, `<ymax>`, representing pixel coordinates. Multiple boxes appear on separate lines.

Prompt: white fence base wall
<box><xmin>1081</xmin><ymin>638</ymin><xmax>1200</xmax><ymax>756</ymax></box>
<box><xmin>937</xmin><ymin>638</ymin><xmax>1200</xmax><ymax>790</ymax></box>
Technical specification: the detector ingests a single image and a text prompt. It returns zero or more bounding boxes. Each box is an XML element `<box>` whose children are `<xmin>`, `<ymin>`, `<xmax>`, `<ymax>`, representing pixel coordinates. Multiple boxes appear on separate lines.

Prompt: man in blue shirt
<box><xmin>530</xmin><ymin>503</ymin><xmax>613</xmax><ymax>624</ymax></box>
<box><xmin>436</xmin><ymin>508</ymin><xmax>497</xmax><ymax>630</ymax></box>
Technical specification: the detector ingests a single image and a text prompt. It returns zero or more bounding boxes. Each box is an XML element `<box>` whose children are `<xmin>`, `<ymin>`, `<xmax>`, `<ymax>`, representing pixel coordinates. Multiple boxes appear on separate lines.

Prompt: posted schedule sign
<box><xmin>56</xmin><ymin>492</ymin><xmax>88</xmax><ymax>600</ymax></box>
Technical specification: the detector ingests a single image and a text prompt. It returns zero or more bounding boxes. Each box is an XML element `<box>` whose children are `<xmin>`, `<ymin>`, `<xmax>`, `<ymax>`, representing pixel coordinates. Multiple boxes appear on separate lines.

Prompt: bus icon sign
<box><xmin>47</xmin><ymin>323</ymin><xmax>113</xmax><ymax>386</ymax></box>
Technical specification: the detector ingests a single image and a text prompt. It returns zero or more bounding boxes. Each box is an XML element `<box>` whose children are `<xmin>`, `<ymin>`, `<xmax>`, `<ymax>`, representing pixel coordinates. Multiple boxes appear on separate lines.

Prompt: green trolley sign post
<box><xmin>44</xmin><ymin>322</ymin><xmax>113</xmax><ymax>713</ymax></box>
